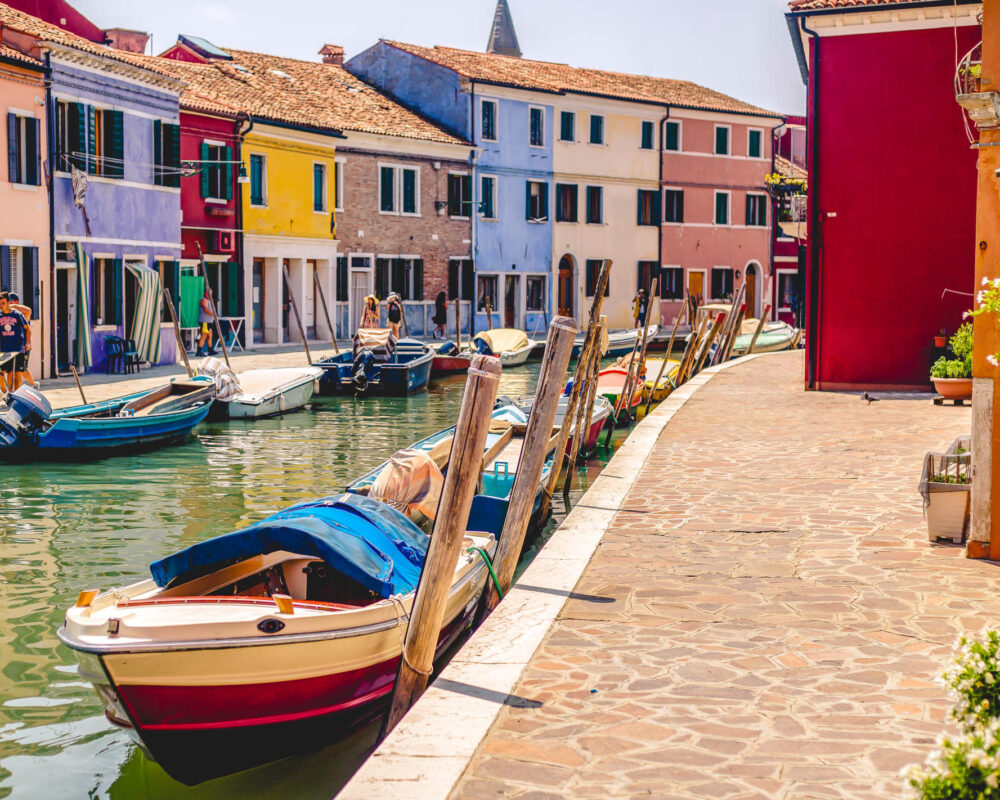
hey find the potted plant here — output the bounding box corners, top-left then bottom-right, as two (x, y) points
(918, 447), (971, 543)
(930, 322), (973, 399)
(934, 328), (948, 348)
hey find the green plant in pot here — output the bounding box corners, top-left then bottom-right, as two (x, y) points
(931, 322), (973, 400)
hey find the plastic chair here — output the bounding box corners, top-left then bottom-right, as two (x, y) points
(103, 336), (123, 374)
(123, 338), (141, 374)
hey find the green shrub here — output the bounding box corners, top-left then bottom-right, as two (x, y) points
(932, 356), (972, 380)
(951, 323), (974, 360)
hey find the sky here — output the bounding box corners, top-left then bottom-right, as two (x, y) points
(71, 0), (806, 115)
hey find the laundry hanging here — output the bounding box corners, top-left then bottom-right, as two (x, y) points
(73, 243), (92, 368)
(124, 261), (162, 364)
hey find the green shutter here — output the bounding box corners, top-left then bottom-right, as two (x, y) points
(413, 259), (424, 301)
(200, 142), (210, 198)
(108, 110), (124, 178)
(525, 181), (532, 220)
(540, 183), (548, 221)
(113, 259), (123, 326)
(226, 261), (239, 316)
(380, 167), (394, 212)
(25, 247), (37, 316)
(153, 120), (162, 185)
(336, 257), (348, 302)
(375, 258), (389, 299)
(224, 146), (233, 200)
(170, 124), (180, 188)
(87, 106), (97, 175)
(391, 258), (405, 296)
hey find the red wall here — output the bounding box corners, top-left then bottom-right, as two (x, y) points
(3, 0), (104, 41)
(807, 24), (979, 389)
(179, 110), (240, 260)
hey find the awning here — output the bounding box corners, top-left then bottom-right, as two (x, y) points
(124, 262), (162, 364)
(73, 244), (92, 368)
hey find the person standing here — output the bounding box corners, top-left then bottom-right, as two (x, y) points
(432, 291), (447, 339)
(360, 294), (379, 329)
(0, 292), (31, 392)
(7, 293), (33, 387)
(386, 293), (403, 337)
(632, 289), (648, 329)
(196, 287), (216, 357)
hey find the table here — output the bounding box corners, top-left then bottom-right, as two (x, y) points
(218, 317), (245, 352)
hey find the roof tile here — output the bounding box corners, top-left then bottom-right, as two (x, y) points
(789, 0), (974, 11)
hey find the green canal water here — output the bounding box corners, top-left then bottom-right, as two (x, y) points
(0, 362), (622, 799)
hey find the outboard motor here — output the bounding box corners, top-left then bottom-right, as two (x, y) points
(438, 340), (458, 356)
(475, 337), (494, 356)
(352, 350), (375, 394)
(0, 386), (52, 447)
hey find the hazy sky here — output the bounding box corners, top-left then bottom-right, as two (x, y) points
(72, 0), (806, 114)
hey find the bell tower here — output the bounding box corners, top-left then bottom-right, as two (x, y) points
(486, 0), (522, 58)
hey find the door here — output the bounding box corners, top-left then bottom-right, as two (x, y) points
(558, 256), (574, 317)
(687, 271), (704, 324)
(252, 259), (264, 335)
(56, 266), (77, 372)
(349, 260), (372, 333)
(304, 260), (317, 339)
(504, 275), (519, 329)
(281, 259), (292, 342)
(744, 266), (757, 319)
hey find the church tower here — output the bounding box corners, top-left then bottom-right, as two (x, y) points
(486, 0), (522, 58)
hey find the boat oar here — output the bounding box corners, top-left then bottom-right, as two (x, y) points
(645, 307), (683, 414)
(69, 364), (87, 405)
(281, 263), (313, 365)
(604, 322), (643, 448)
(576, 316), (607, 462)
(692, 313), (726, 376)
(162, 288), (192, 378)
(313, 270), (340, 355)
(746, 303), (772, 355)
(195, 243), (231, 371)
(383, 354), (502, 738)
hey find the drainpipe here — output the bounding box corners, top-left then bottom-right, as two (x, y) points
(44, 51), (56, 377)
(768, 119), (787, 323)
(469, 78), (477, 337)
(799, 14), (821, 390)
(658, 105), (670, 327)
(234, 112), (252, 344)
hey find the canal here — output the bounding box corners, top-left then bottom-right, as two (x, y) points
(0, 361), (623, 799)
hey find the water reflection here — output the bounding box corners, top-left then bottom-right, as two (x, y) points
(0, 361), (620, 798)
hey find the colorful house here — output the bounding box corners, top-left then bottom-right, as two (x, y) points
(787, 0), (980, 389)
(1, 2), (184, 374)
(770, 115), (807, 327)
(0, 34), (48, 379)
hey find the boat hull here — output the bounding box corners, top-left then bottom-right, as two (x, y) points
(431, 354), (472, 376)
(314, 351), (434, 396)
(378, 350), (434, 395)
(215, 375), (318, 419)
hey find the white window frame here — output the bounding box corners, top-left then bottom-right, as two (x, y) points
(714, 124), (732, 157)
(334, 156), (345, 212)
(662, 186), (684, 225)
(714, 190), (731, 226)
(479, 173), (498, 221)
(526, 180), (548, 223)
(585, 184), (604, 225)
(312, 161), (328, 214)
(378, 162), (421, 217)
(555, 182), (580, 224)
(559, 110), (576, 143)
(589, 113), (606, 146)
(448, 170), (472, 220)
(524, 272), (547, 312)
(660, 264), (685, 301)
(745, 191), (768, 227)
(528, 105), (545, 149)
(747, 127), (765, 160)
(477, 273), (499, 311)
(711, 265), (734, 300)
(663, 119), (682, 153)
(248, 152), (268, 208)
(481, 99), (499, 143)
(378, 254), (422, 300)
(202, 138), (227, 203)
(776, 268), (799, 313)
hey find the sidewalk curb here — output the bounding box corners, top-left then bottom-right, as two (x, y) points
(335, 353), (769, 800)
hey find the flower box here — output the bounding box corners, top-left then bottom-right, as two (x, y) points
(932, 377), (973, 400)
(919, 449), (971, 544)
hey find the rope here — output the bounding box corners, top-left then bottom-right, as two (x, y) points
(389, 593), (433, 678)
(468, 545), (503, 600)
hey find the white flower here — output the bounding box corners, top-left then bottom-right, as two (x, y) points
(993, 278), (1000, 288)
(988, 354), (998, 367)
(965, 311), (972, 319)
(983, 276), (990, 286)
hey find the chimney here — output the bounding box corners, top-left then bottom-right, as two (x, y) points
(319, 44), (344, 66)
(105, 28), (150, 54)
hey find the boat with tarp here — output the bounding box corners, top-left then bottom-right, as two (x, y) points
(472, 328), (535, 367)
(313, 330), (434, 396)
(197, 358), (321, 419)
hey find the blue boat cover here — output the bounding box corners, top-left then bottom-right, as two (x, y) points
(149, 493), (430, 598)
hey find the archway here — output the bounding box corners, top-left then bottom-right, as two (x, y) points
(558, 255), (574, 317)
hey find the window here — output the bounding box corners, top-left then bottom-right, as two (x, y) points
(379, 164), (419, 215)
(663, 189), (684, 223)
(715, 125), (730, 156)
(526, 277), (545, 311)
(379, 257), (423, 301)
(715, 191), (730, 225)
(334, 158), (344, 211)
(89, 107), (125, 179)
(55, 101), (86, 171)
(663, 120), (680, 152)
(480, 175), (497, 220)
(711, 267), (734, 299)
(477, 274), (498, 311)
(660, 267), (684, 300)
(529, 107), (544, 147)
(748, 128), (763, 159)
(778, 271), (800, 311)
(449, 258), (475, 300)
(313, 163), (327, 212)
(556, 184), (578, 223)
(560, 111), (575, 142)
(482, 100), (497, 142)
(0, 245), (38, 316)
(585, 259), (609, 297)
(586, 186), (603, 224)
(641, 121), (654, 150)
(6, 113), (41, 186)
(200, 142), (231, 201)
(637, 261), (657, 292)
(589, 114), (604, 145)
(249, 154), (266, 206)
(93, 257), (122, 326)
(336, 256), (349, 302)
(526, 181), (548, 221)
(746, 193), (768, 226)
(152, 121), (180, 188)
(637, 189), (660, 226)
(448, 173), (473, 218)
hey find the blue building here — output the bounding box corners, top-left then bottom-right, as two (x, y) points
(347, 40), (554, 334)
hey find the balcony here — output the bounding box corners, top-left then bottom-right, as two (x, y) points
(955, 41), (1000, 130)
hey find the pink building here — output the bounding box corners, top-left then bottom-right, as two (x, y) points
(772, 115), (807, 326)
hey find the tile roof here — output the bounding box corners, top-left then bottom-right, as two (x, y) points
(789, 0), (975, 10)
(149, 47), (469, 146)
(0, 2), (175, 78)
(383, 41), (780, 118)
(775, 154), (807, 181)
(0, 39), (40, 66)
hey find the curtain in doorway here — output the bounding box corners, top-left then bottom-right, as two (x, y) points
(73, 243), (93, 368)
(124, 262), (162, 364)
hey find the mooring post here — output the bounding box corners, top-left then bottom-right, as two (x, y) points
(163, 288), (192, 378)
(483, 316), (577, 613)
(383, 354), (502, 736)
(313, 271), (340, 355)
(455, 298), (462, 351)
(577, 316), (607, 461)
(692, 313), (726, 376)
(746, 303), (772, 355)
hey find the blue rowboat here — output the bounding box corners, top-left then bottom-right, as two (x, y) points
(313, 335), (434, 397)
(0, 380), (217, 461)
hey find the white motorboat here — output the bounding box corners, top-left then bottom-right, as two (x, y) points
(472, 328), (535, 367)
(197, 359), (322, 419)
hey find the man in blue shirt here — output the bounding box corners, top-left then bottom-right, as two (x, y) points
(0, 291), (32, 392)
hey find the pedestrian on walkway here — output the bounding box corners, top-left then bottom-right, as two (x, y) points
(7, 292), (33, 387)
(632, 289), (648, 329)
(0, 291), (31, 392)
(386, 293), (403, 337)
(360, 295), (379, 329)
(432, 291), (447, 339)
(196, 287), (217, 357)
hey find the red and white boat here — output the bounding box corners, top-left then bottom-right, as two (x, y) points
(58, 493), (496, 784)
(431, 340), (473, 376)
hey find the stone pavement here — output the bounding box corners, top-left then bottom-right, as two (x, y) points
(449, 350), (986, 800)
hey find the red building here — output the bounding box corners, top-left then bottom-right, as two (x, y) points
(788, 0), (981, 390)
(771, 114), (806, 327)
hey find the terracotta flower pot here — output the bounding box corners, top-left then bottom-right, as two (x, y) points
(934, 336), (948, 348)
(932, 377), (973, 400)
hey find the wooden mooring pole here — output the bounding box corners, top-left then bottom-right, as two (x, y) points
(746, 303), (772, 355)
(576, 316), (607, 462)
(313, 271), (340, 355)
(163, 288), (192, 378)
(455, 298), (462, 351)
(282, 263), (313, 365)
(483, 316), (577, 614)
(69, 364), (87, 405)
(194, 242), (231, 370)
(383, 354), (502, 736)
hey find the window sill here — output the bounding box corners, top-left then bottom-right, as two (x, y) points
(94, 324), (118, 332)
(10, 183), (40, 192)
(250, 203), (267, 209)
(481, 137), (498, 144)
(450, 215), (470, 221)
(585, 221), (605, 226)
(204, 197), (228, 205)
(588, 142), (607, 147)
(313, 209), (329, 215)
(526, 219), (549, 224)
(528, 143), (545, 150)
(555, 220), (579, 225)
(479, 217), (498, 223)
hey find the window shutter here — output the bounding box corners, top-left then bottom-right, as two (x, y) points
(86, 106), (98, 175)
(525, 181), (532, 220)
(200, 142), (210, 198)
(224, 147), (233, 200)
(336, 257), (348, 302)
(540, 183), (548, 220)
(170, 260), (181, 309)
(170, 124), (181, 188)
(585, 262), (595, 297)
(25, 247), (38, 316)
(27, 117), (40, 186)
(448, 260), (458, 300)
(391, 258), (406, 296)
(113, 259), (123, 326)
(413, 259), (424, 301)
(746, 196), (752, 226)
(7, 113), (18, 184)
(0, 246), (10, 293)
(153, 120), (162, 185)
(375, 258), (389, 299)
(637, 190), (643, 225)
(70, 103), (84, 170)
(226, 261), (240, 316)
(652, 191), (661, 224)
(678, 191), (684, 223)
(109, 110), (124, 177)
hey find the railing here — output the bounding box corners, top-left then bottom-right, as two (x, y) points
(955, 41), (983, 98)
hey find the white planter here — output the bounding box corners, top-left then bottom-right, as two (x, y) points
(926, 486), (970, 544)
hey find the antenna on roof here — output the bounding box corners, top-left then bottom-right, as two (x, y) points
(486, 0), (521, 58)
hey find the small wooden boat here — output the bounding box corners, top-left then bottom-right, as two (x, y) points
(0, 381), (216, 460)
(314, 332), (434, 396)
(731, 321), (802, 355)
(596, 366), (643, 411)
(642, 358), (680, 402)
(473, 328), (535, 367)
(212, 367), (322, 419)
(58, 492), (496, 784)
(431, 340), (472, 377)
(545, 395), (612, 456)
(571, 325), (658, 359)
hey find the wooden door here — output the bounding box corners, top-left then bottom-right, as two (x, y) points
(558, 256), (574, 317)
(504, 275), (518, 329)
(745, 270), (757, 318)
